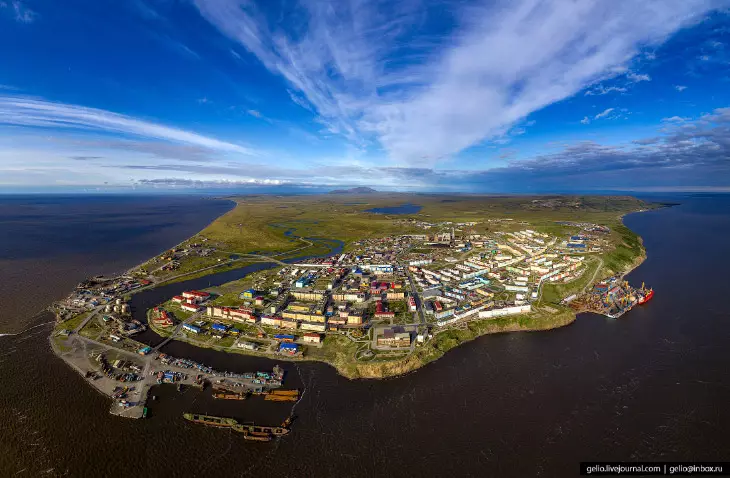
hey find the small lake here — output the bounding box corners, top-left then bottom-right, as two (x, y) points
(365, 203), (422, 214)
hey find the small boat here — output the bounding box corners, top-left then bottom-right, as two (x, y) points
(177, 383), (183, 392)
(142, 407), (148, 418)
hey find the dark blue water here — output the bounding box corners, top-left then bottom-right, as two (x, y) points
(365, 203), (422, 214)
(0, 195), (234, 333)
(1, 193), (729, 477)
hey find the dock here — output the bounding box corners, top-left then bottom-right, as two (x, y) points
(51, 330), (285, 419)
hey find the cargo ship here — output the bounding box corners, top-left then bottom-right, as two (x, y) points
(638, 284), (654, 304)
(213, 391), (247, 400)
(264, 389), (300, 402)
(183, 413), (238, 428)
(232, 423), (290, 438)
(183, 414), (290, 440)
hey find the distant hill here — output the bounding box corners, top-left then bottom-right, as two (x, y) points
(329, 187), (378, 195)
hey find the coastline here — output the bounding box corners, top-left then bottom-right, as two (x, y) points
(50, 202), (652, 382)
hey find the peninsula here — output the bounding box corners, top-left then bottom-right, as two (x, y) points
(49, 194), (658, 418)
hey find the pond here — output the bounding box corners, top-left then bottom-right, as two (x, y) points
(365, 203), (422, 214)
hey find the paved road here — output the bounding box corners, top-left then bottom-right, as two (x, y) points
(151, 311), (203, 352)
(404, 268), (426, 325)
(582, 256), (604, 293)
(74, 306), (104, 333)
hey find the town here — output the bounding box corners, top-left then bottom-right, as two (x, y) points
(48, 193), (655, 432)
(53, 217), (649, 370)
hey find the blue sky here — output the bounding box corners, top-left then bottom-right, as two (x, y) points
(1, 0), (730, 193)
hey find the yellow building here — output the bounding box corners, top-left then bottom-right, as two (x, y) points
(300, 321), (327, 332)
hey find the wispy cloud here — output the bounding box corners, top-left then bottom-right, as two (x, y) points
(0, 95), (257, 155)
(580, 116), (591, 125)
(193, 0), (716, 165)
(585, 85), (628, 96)
(662, 115), (690, 122)
(129, 106), (730, 191)
(594, 108), (615, 119)
(0, 0), (37, 23)
(68, 155), (104, 161)
(674, 85), (688, 91)
(626, 72), (651, 82)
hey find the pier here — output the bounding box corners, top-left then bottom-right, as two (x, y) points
(51, 330), (285, 419)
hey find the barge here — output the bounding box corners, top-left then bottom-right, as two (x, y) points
(183, 413), (290, 441)
(183, 413), (238, 428)
(213, 391), (247, 400)
(264, 389), (300, 402)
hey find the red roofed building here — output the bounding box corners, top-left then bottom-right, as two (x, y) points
(207, 305), (258, 324)
(183, 290), (211, 304)
(303, 333), (322, 344)
(181, 302), (201, 312)
(153, 310), (174, 327)
(374, 300), (395, 319)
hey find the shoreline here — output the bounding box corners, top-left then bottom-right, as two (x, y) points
(49, 201), (654, 388)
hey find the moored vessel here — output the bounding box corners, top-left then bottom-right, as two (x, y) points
(638, 289), (654, 304)
(183, 413), (238, 428)
(264, 389), (299, 401)
(213, 391), (247, 400)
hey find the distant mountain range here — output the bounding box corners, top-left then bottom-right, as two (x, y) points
(328, 187), (378, 195)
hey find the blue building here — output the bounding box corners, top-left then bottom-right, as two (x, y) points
(211, 323), (227, 332)
(279, 343), (299, 354)
(182, 324), (201, 334)
(274, 334), (296, 342)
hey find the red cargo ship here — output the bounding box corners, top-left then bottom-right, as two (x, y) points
(638, 289), (654, 304)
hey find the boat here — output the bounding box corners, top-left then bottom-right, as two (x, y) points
(268, 389), (299, 396)
(264, 391), (299, 402)
(183, 413), (238, 428)
(232, 423), (290, 438)
(213, 392), (247, 400)
(638, 289), (654, 304)
(142, 407), (148, 418)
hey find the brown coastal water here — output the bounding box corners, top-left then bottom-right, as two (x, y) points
(1, 194), (729, 477)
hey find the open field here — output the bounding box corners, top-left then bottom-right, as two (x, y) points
(194, 194), (654, 256)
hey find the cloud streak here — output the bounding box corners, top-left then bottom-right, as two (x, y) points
(0, 0), (36, 23)
(193, 0), (720, 165)
(127, 105), (730, 191)
(0, 95), (257, 155)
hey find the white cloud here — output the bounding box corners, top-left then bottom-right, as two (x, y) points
(662, 115), (690, 122)
(580, 116), (590, 125)
(627, 72), (651, 82)
(585, 85), (628, 96)
(0, 0), (36, 23)
(594, 108), (615, 119)
(0, 95), (258, 155)
(675, 85), (688, 91)
(193, 0), (716, 165)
